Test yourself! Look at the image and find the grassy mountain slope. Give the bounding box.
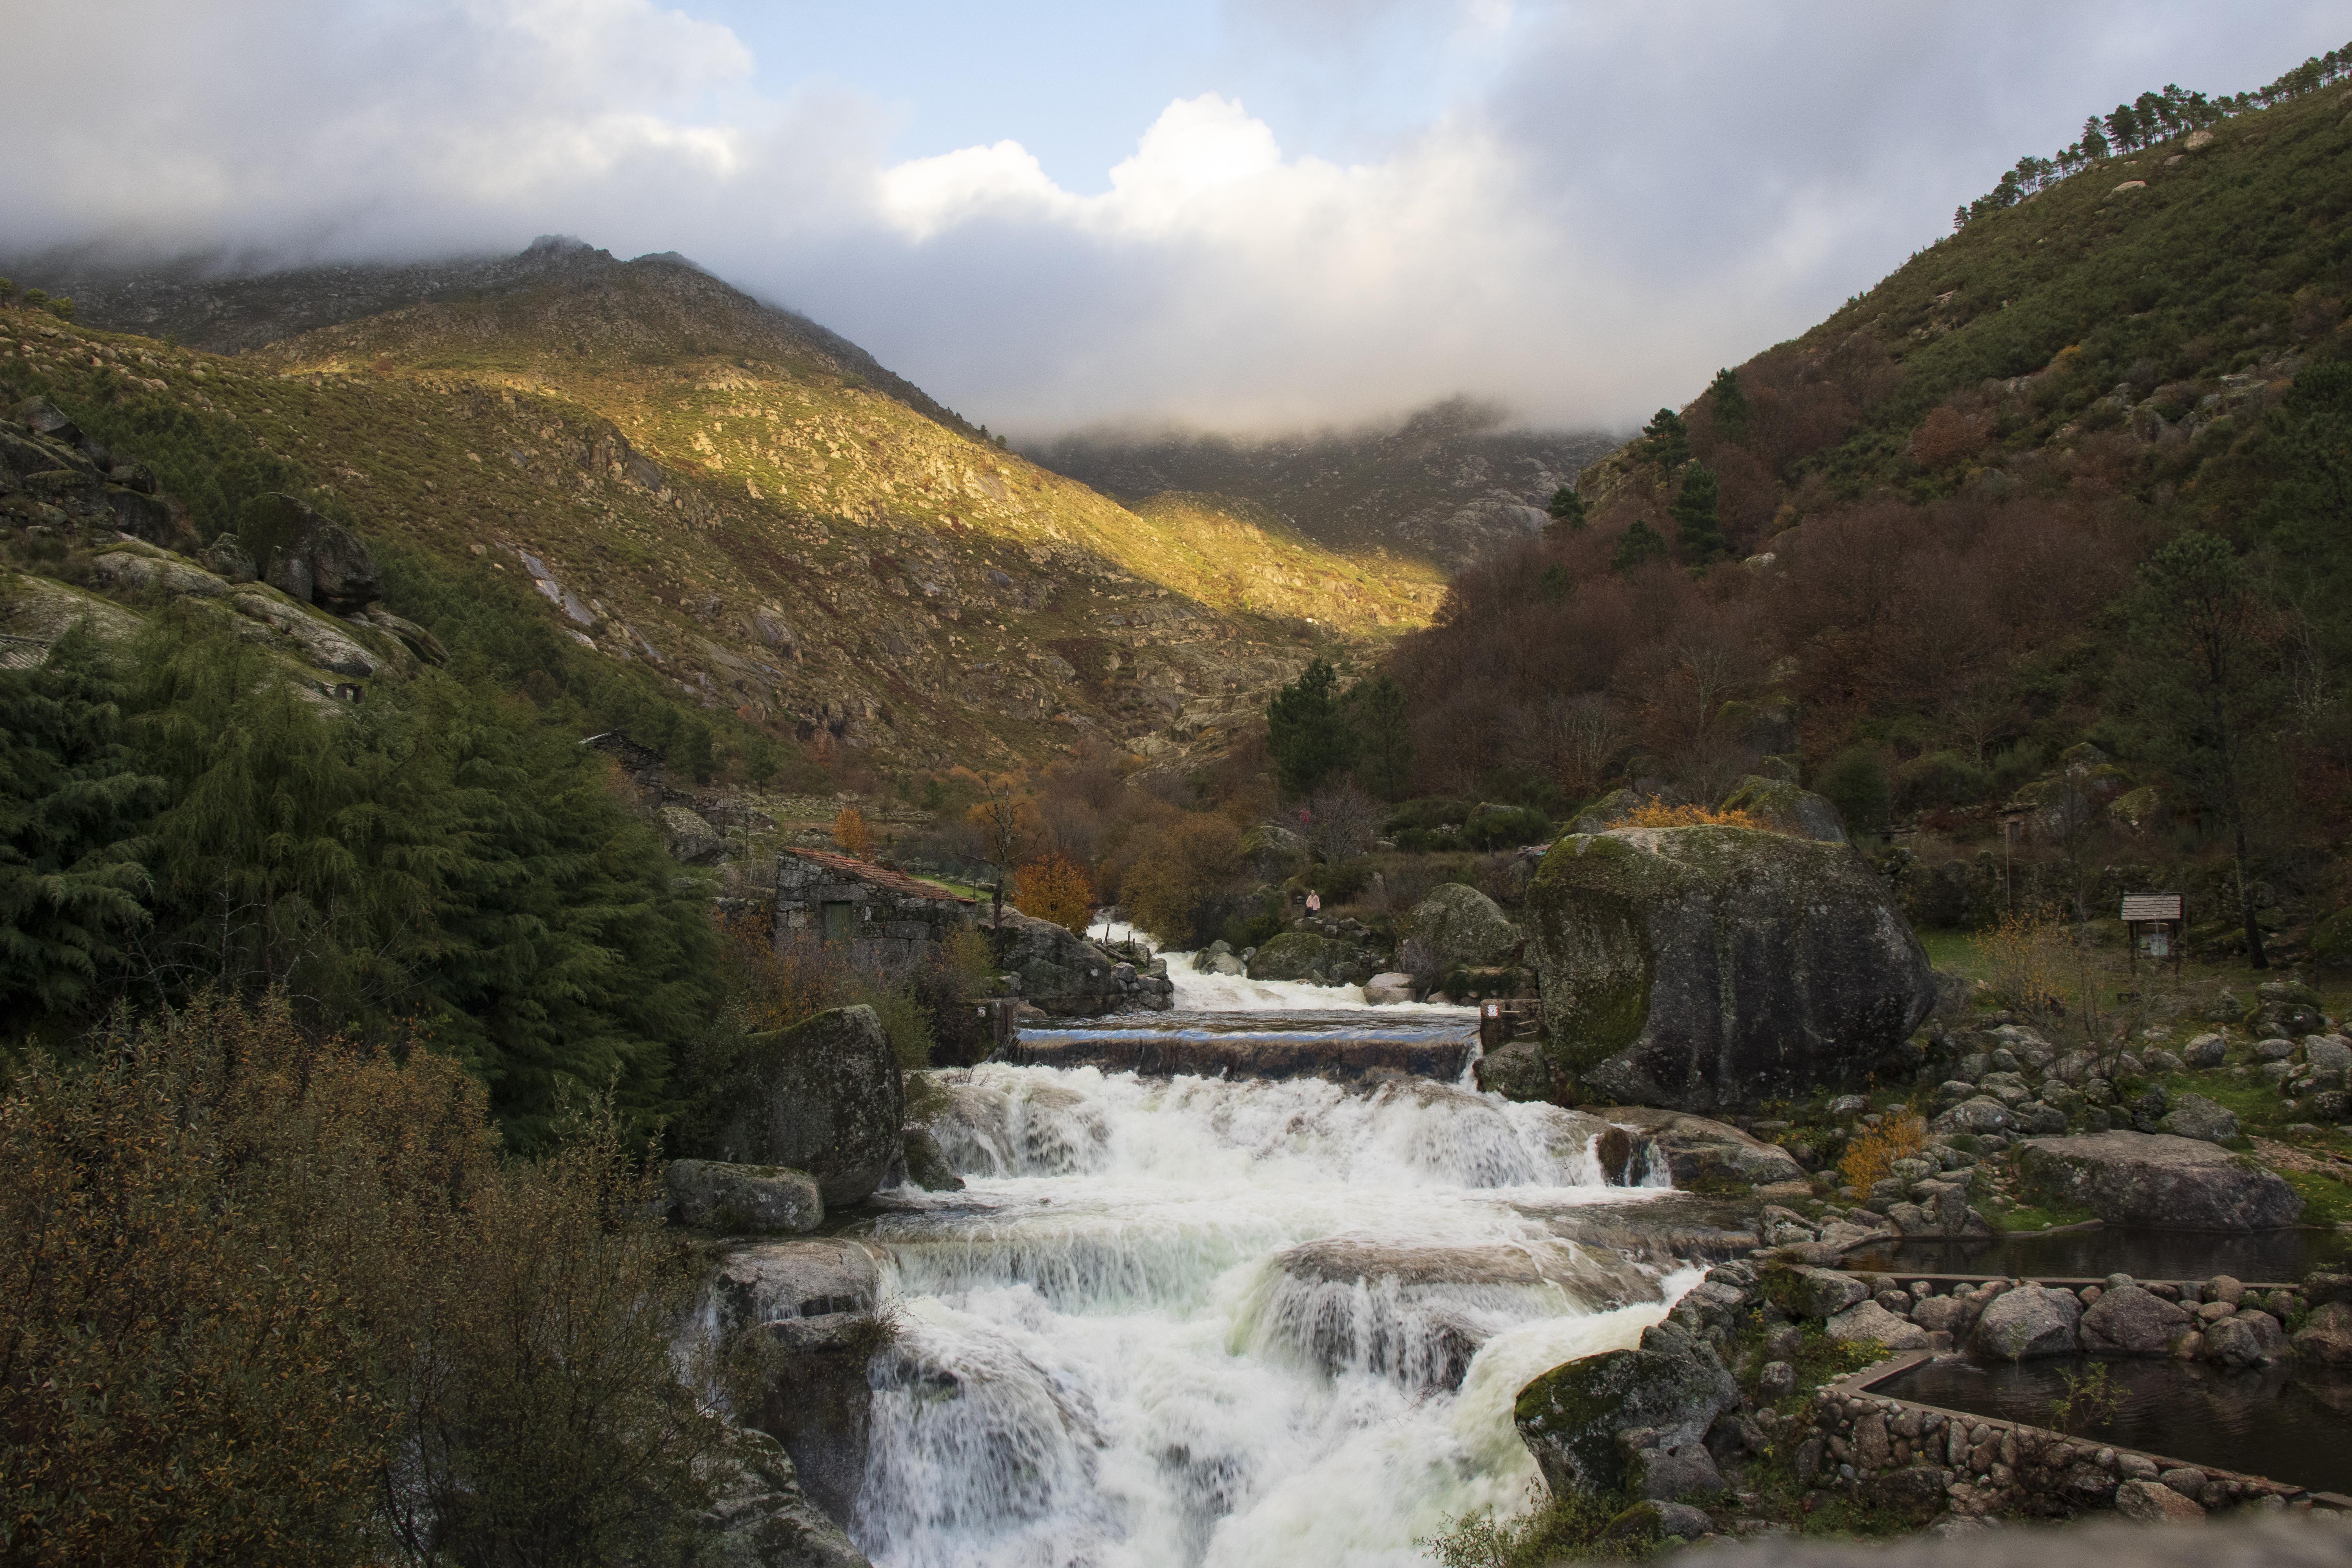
[1030,398,1619,571]
[7,246,1441,773]
[1380,72,2352,951]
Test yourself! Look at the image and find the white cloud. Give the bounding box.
[7,1,2346,434]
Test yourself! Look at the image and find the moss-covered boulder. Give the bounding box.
[1407,882,1521,967]
[1513,1318,1738,1495]
[666,1159,824,1233]
[1719,775,1848,843]
[1526,827,1935,1111]
[706,1006,905,1207]
[1245,930,1359,983]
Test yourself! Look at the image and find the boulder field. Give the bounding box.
[1526,826,1938,1112]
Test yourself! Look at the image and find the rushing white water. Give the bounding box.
[1087,916,1463,1016]
[852,1064,1693,1568]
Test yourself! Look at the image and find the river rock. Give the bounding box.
[2115,1478,2206,1524]
[2015,1132,2301,1230]
[1719,775,1850,843]
[2159,1093,2239,1144]
[713,1240,886,1528]
[1407,882,1522,967]
[1363,971,1416,1005]
[2182,1033,2229,1069]
[900,1125,964,1191]
[1769,1265,1867,1319]
[704,1005,906,1206]
[1630,1442,1726,1501]
[668,1159,824,1234]
[697,1422,873,1568]
[1514,1318,1739,1495]
[1245,929,1359,983]
[2079,1282,2192,1355]
[999,911,1172,1015]
[1595,1106,1805,1187]
[1825,1299,1929,1350]
[1526,827,1936,1111]
[2203,1309,2285,1367]
[1973,1285,2081,1358]
[2290,1299,2352,1363]
[1474,1037,1552,1101]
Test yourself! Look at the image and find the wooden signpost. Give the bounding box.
[2121,893,2185,977]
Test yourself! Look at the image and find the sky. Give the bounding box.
[7,2,2346,436]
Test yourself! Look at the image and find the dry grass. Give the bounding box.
[1839,1107,1928,1192]
[1622,798,1769,829]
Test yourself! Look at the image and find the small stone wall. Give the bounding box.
[1798,1356,2305,1522]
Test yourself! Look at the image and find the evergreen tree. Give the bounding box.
[0,628,164,1022]
[2125,532,2280,970]
[1611,518,1670,573]
[1640,408,1690,468]
[1546,485,1586,530]
[1343,674,1414,800]
[2080,116,2111,159]
[1671,463,1727,563]
[1267,658,1356,799]
[1706,368,1750,442]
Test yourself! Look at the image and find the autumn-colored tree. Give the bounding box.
[1015,853,1096,935]
[833,804,874,859]
[1910,404,1985,470]
[963,772,1036,927]
[1120,812,1244,946]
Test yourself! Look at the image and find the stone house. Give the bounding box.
[773,848,975,970]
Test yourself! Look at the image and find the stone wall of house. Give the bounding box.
[774,850,973,973]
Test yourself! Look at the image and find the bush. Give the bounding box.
[1815,747,1893,834]
[1898,750,1992,810]
[1383,797,1471,834]
[1014,852,1095,934]
[1839,1108,1928,1191]
[1461,803,1553,850]
[0,995,725,1567]
[1119,812,1245,946]
[1621,799,1766,829]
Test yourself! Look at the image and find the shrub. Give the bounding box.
[1014,852,1095,934]
[1461,802,1554,849]
[832,805,874,859]
[1838,1107,1928,1191]
[1119,812,1244,946]
[1622,798,1766,829]
[1815,748,1893,834]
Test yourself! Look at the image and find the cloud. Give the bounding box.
[8,0,2345,433]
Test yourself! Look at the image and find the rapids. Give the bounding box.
[846,1047,1694,1568]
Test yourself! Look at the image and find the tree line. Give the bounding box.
[1954,44,2351,230]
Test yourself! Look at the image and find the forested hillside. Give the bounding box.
[1379,56,2352,955]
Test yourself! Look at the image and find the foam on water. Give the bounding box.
[853,1065,1689,1568]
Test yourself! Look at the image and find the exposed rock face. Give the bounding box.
[1526,827,1936,1111]
[1406,882,1522,967]
[2079,1283,2192,1355]
[1825,1299,1929,1349]
[667,1160,824,1234]
[899,1125,964,1192]
[1973,1285,2082,1359]
[1598,1107,1806,1186]
[238,492,381,613]
[1719,775,1850,843]
[704,1006,906,1206]
[1244,929,1362,984]
[2016,1132,2302,1230]
[1514,1317,1739,1495]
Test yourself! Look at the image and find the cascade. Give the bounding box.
[827,950,1697,1568]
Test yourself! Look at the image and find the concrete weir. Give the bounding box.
[996,1008,1481,1081]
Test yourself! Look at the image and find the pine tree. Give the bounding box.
[1706,368,1750,442]
[0,628,164,1020]
[1343,674,1414,800]
[1267,658,1356,798]
[1641,408,1691,468]
[1671,463,1728,563]
[2080,116,2110,160]
[1546,485,1586,530]
[1612,519,1670,573]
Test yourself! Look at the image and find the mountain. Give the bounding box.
[1027,398,1620,571]
[1376,62,2352,948]
[3,241,1444,774]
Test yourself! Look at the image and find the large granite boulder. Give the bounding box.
[1973,1285,2082,1359]
[1825,1300,1929,1350]
[1244,929,1360,984]
[1406,882,1522,967]
[696,1423,872,1568]
[1596,1106,1806,1187]
[1569,787,1649,835]
[237,492,381,614]
[704,1006,905,1206]
[1514,1318,1739,1495]
[1719,775,1850,843]
[710,1241,886,1530]
[998,911,1172,1014]
[2015,1132,2302,1230]
[1526,827,1936,1111]
[2080,1283,2192,1356]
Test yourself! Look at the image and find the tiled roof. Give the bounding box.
[779,847,976,905]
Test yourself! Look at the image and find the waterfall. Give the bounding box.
[850,1065,1694,1568]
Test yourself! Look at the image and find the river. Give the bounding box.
[837,948,1697,1568]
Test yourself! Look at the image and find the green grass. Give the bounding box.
[2283,1169,2352,1228]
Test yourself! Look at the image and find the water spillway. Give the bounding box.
[1001,1010,1482,1082]
[840,1043,1701,1568]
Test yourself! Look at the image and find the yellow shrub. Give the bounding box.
[832,805,874,860]
[1839,1108,1928,1192]
[1014,852,1096,936]
[1622,797,1767,829]
[1972,911,2063,1016]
